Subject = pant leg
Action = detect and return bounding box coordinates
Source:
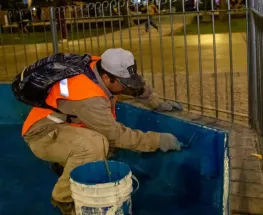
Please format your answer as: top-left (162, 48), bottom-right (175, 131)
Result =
top-left (26, 124), bottom-right (109, 203)
top-left (145, 21), bottom-right (149, 31)
top-left (59, 11), bottom-right (67, 40)
top-left (61, 19), bottom-right (67, 39)
top-left (149, 16), bottom-right (158, 30)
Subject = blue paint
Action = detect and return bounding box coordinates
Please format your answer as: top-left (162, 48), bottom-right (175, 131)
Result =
top-left (70, 161), bottom-right (133, 215)
top-left (70, 161), bottom-right (131, 184)
top-left (0, 84), bottom-right (31, 124)
top-left (114, 104), bottom-right (229, 215)
top-left (0, 124), bottom-right (60, 215)
top-left (0, 84), bottom-right (230, 215)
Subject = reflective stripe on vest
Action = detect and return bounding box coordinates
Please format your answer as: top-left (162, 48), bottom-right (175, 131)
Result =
top-left (21, 56), bottom-right (116, 136)
top-left (59, 78), bottom-right (69, 97)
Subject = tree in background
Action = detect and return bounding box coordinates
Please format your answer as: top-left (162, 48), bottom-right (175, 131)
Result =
top-left (219, 0), bottom-right (227, 21)
top-left (56, 0), bottom-right (68, 41)
top-left (121, 0), bottom-right (133, 27)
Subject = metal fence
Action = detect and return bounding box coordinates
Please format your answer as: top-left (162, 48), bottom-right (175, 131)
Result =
top-left (0, 0), bottom-right (248, 125)
top-left (248, 0), bottom-right (263, 142)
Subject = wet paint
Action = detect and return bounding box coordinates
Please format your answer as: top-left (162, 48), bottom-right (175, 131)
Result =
top-left (114, 103), bottom-right (230, 215)
top-left (0, 84), bottom-right (230, 215)
top-left (0, 84), bottom-right (31, 124)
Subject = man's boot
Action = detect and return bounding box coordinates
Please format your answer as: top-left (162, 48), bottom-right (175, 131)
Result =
top-left (51, 198), bottom-right (76, 215)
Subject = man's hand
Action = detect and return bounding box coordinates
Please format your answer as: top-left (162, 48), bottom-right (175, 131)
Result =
top-left (137, 84), bottom-right (183, 112)
top-left (159, 133), bottom-right (183, 152)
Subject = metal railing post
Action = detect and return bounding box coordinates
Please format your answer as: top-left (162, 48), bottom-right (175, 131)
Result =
top-left (247, 0), bottom-right (263, 134)
top-left (49, 7), bottom-right (59, 54)
top-left (247, 0), bottom-right (258, 129)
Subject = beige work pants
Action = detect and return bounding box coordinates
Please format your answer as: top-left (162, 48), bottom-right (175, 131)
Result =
top-left (26, 124), bottom-right (109, 203)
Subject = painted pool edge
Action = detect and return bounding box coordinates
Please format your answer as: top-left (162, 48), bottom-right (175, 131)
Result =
top-left (116, 102), bottom-right (231, 215)
top-left (223, 133), bottom-right (230, 215)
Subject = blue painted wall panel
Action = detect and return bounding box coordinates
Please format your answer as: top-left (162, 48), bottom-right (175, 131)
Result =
top-left (115, 103), bottom-right (229, 215)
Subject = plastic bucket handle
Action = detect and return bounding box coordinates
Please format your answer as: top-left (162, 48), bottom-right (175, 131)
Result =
top-left (131, 175), bottom-right (139, 195)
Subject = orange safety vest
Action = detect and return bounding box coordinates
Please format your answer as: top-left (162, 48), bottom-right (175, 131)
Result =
top-left (21, 56), bottom-right (116, 136)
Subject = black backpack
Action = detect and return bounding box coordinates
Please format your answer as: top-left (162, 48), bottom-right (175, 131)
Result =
top-left (11, 53), bottom-right (91, 113)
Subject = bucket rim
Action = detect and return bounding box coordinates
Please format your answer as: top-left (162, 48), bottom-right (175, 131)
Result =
top-left (69, 160), bottom-right (131, 185)
top-left (69, 171), bottom-right (132, 189)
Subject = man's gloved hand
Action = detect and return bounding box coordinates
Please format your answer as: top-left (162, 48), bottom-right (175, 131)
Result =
top-left (155, 101), bottom-right (183, 112)
top-left (135, 84), bottom-right (183, 112)
top-left (159, 133), bottom-right (183, 152)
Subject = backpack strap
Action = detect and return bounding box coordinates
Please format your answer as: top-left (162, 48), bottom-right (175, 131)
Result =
top-left (19, 53), bottom-right (66, 89)
top-left (13, 53), bottom-right (93, 122)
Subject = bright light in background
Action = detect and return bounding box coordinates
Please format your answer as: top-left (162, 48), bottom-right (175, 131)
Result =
top-left (32, 7), bottom-right (36, 11)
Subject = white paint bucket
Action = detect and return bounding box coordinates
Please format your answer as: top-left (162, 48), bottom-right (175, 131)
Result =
top-left (69, 160), bottom-right (139, 215)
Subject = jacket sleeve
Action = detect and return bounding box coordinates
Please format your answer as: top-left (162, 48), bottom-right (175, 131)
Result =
top-left (57, 97), bottom-right (161, 152)
top-left (118, 84), bottom-right (163, 110)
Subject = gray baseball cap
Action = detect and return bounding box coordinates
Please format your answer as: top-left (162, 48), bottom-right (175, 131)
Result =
top-left (101, 48), bottom-right (145, 89)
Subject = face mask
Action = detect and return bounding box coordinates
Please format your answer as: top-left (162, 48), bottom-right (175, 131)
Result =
top-left (110, 91), bottom-right (123, 95)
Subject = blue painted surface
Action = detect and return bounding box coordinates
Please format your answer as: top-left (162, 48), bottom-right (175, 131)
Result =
top-left (115, 104), bottom-right (229, 215)
top-left (0, 84), bottom-right (230, 215)
top-left (0, 124), bottom-right (60, 215)
top-left (0, 84), bottom-right (31, 125)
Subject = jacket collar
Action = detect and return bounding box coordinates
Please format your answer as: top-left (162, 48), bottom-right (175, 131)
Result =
top-left (92, 63), bottom-right (114, 100)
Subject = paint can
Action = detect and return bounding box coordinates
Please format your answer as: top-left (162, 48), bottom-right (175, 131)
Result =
top-left (70, 160), bottom-right (139, 215)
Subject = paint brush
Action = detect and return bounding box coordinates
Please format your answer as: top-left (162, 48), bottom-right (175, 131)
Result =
top-left (104, 159), bottom-right (112, 182)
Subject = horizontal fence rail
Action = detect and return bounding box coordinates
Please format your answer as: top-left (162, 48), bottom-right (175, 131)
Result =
top-left (0, 0), bottom-right (248, 125)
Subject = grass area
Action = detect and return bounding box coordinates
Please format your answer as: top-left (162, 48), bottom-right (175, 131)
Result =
top-left (0, 17), bottom-right (247, 45)
top-left (0, 27), bottom-right (119, 45)
top-left (175, 17), bottom-right (246, 35)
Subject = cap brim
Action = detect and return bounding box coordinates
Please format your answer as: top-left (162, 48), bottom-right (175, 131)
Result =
top-left (119, 73), bottom-right (145, 89)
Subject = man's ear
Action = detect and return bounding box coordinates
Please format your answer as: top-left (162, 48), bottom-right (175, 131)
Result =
top-left (101, 74), bottom-right (110, 86)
